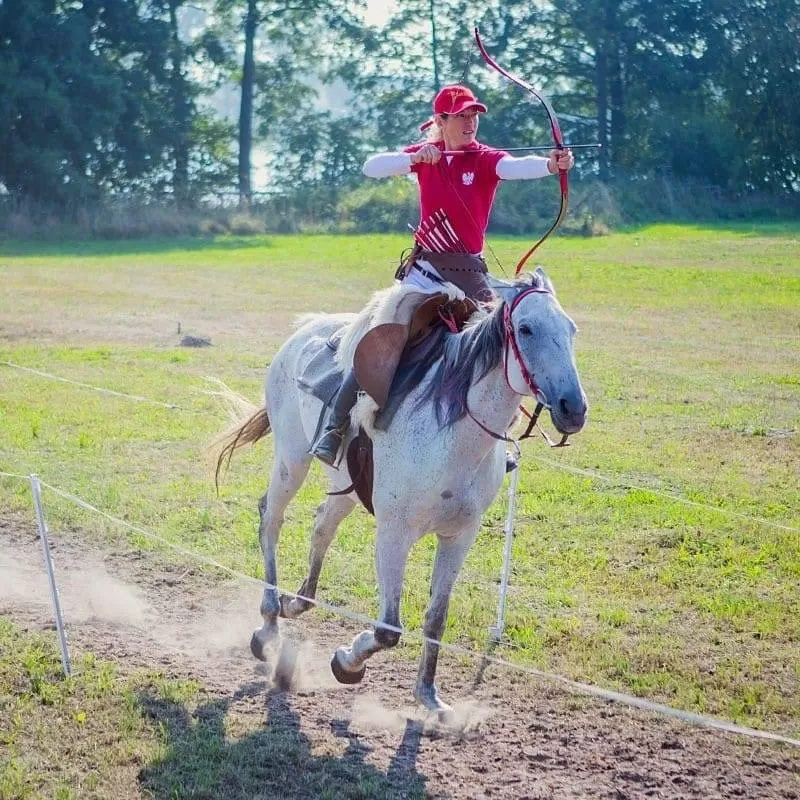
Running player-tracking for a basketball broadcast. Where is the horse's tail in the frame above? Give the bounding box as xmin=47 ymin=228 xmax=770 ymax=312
xmin=210 ymin=383 xmax=271 ymax=492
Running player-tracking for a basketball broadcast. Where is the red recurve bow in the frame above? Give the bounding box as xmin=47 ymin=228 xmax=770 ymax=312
xmin=474 ymin=27 xmax=569 ymax=275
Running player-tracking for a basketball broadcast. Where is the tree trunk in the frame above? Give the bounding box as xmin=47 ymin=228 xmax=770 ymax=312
xmin=429 ymin=0 xmax=440 ymax=92
xmin=168 ymin=1 xmax=190 ymax=206
xmin=238 ymin=0 xmax=258 ymax=207
xmin=606 ymin=1 xmax=625 ymax=173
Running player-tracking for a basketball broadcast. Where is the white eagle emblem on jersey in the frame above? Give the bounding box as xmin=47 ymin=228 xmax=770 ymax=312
xmin=462 ymin=171 xmax=475 ymax=186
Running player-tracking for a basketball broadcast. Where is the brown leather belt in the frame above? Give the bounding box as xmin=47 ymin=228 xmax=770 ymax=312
xmin=417 ymin=251 xmax=491 ymax=303
xmin=417 ymin=250 xmax=488 ymax=274
xmin=395 ymin=244 xmax=492 ymax=302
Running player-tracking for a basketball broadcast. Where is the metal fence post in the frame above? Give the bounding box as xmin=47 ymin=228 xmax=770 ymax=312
xmin=489 ymin=463 xmax=520 ymax=642
xmin=29 ymin=475 xmax=71 ymax=676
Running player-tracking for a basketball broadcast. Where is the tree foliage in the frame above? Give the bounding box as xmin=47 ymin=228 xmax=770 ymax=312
xmin=0 ymin=0 xmax=234 ymax=207
xmin=0 ymin=0 xmax=796 ymax=216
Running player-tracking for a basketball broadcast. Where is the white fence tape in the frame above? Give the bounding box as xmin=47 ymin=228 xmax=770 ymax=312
xmin=530 ymin=455 xmax=799 ymax=534
xmin=1 ymin=360 xmax=192 ymax=411
xmin=8 ymin=476 xmax=792 ymax=748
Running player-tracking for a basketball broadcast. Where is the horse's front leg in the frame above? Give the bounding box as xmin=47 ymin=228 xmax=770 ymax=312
xmin=331 ymin=522 xmax=417 ymax=684
xmin=279 ymin=494 xmax=356 ymax=618
xmin=415 ymin=529 xmax=479 ymax=715
xmin=251 ymin=452 xmax=310 ymax=660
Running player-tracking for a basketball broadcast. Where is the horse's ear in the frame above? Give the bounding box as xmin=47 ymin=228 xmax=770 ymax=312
xmin=486 ymin=273 xmax=518 ymax=305
xmin=533 ymin=266 xmax=555 ymax=295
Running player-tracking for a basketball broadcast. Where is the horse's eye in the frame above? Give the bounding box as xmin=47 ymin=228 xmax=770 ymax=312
xmin=518 ymin=324 xmax=533 ymax=337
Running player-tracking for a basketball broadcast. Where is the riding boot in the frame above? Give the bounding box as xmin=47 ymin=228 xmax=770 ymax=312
xmin=311 ymin=369 xmax=360 ymax=466
xmin=505 ymin=450 xmax=519 ymax=473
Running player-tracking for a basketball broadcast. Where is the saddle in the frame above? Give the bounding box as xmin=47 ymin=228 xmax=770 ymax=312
xmin=298 ymin=291 xmax=478 ymax=516
xmin=354 ymin=292 xmax=477 ymax=409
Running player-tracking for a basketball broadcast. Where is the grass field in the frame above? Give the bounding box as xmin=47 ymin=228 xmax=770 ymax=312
xmin=1 ymin=223 xmax=799 ymax=740
xmin=0 ymin=619 xmax=200 ymax=799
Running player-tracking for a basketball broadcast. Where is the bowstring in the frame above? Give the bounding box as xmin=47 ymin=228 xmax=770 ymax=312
xmin=436 ymin=46 xmax=507 ymax=275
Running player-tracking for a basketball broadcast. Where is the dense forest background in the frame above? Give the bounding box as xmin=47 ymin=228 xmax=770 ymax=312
xmin=1 ymin=0 xmax=797 ymax=238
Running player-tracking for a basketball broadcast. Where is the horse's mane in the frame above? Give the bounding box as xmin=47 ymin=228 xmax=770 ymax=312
xmin=386 ymin=272 xmax=545 ymax=429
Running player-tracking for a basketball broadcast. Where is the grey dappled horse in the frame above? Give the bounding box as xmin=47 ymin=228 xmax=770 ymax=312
xmin=215 ymin=268 xmax=587 ymax=715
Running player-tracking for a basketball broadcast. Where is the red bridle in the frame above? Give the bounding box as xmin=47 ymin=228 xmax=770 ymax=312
xmin=468 ymin=286 xmax=569 ymax=447
xmin=502 ymin=287 xmax=551 ymax=401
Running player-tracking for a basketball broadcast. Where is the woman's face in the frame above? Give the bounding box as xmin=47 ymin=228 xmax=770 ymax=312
xmin=437 ymin=109 xmax=480 ymax=148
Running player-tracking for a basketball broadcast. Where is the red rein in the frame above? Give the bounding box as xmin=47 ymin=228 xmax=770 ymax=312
xmin=467 ymin=286 xmax=569 ymax=447
xmin=503 ymin=287 xmax=570 ymax=447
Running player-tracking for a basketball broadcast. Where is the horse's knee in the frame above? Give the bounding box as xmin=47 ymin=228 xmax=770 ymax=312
xmin=374 ymin=625 xmax=402 ymax=648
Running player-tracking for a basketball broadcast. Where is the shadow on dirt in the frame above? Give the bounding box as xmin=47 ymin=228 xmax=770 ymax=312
xmin=138 ymin=681 xmax=428 ymax=800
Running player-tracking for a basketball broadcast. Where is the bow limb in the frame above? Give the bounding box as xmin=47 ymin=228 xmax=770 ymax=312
xmin=474 ymin=27 xmax=568 ymax=274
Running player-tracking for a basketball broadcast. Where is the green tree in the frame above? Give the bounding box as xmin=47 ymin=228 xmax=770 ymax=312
xmin=0 ymin=0 xmax=167 ymax=204
xmin=0 ymin=0 xmax=235 ymax=207
xmin=148 ymin=1 xmax=236 ymax=204
xmin=213 ymin=0 xmax=367 ymax=205
xmin=716 ymin=0 xmax=800 ymax=192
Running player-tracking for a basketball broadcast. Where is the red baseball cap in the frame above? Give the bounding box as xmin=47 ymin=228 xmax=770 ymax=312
xmin=420 ymin=84 xmax=488 ymax=130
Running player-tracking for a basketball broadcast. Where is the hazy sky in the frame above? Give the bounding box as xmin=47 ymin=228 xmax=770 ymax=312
xmin=364 ymin=0 xmax=396 ymax=25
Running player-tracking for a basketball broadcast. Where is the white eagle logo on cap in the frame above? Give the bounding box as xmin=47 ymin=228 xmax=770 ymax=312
xmin=462 ymin=171 xmax=474 ymax=186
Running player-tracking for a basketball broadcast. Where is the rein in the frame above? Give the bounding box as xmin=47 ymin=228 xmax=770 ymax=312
xmin=467 ymin=286 xmax=569 ymax=448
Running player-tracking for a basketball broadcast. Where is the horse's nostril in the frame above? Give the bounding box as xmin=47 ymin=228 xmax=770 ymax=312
xmin=559 ymin=398 xmax=570 ymax=416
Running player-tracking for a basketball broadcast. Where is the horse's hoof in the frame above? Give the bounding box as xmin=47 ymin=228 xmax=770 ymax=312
xmin=250 ymin=631 xmax=268 ymax=661
xmin=415 ymin=685 xmax=453 ymax=719
xmin=330 ymin=650 xmax=366 ymax=685
xmin=250 ymin=625 xmax=278 ymax=661
xmin=278 ymin=594 xmax=312 ymax=619
xmin=436 ymin=704 xmax=456 ymax=727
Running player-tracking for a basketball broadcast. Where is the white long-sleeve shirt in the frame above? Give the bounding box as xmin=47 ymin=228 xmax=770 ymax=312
xmin=362 ymin=151 xmax=552 ymax=181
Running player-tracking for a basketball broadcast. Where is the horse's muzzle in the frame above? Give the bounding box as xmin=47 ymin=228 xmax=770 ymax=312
xmin=550 ymin=391 xmax=588 ymax=435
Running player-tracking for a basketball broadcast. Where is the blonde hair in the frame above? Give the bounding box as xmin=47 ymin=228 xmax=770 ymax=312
xmin=424 ymin=114 xmax=445 ymax=142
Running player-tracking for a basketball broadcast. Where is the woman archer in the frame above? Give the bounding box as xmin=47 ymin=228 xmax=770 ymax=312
xmin=311 ymin=83 xmax=574 ymax=467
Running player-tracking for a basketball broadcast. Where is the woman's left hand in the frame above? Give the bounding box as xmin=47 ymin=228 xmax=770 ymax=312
xmin=547 ymin=149 xmax=574 ymax=173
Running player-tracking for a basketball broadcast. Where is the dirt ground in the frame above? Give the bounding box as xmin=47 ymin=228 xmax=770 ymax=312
xmin=2 ymin=514 xmax=798 ymax=800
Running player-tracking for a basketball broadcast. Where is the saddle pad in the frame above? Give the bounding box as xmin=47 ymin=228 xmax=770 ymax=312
xmin=296 ymin=327 xmax=347 ymax=406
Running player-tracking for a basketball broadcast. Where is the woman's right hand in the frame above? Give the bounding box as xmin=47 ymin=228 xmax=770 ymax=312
xmin=410 ymin=144 xmax=442 ymax=165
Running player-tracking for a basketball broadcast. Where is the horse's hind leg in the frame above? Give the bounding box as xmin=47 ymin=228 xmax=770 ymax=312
xmin=279 ymin=493 xmax=356 ymax=619
xmin=251 ymin=450 xmax=310 ymax=661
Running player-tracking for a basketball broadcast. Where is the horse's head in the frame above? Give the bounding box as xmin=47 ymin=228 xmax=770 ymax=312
xmin=495 ymin=268 xmax=588 ymax=435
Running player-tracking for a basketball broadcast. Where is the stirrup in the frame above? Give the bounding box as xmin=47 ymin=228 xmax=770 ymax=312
xmin=311 ymin=426 xmax=345 ymax=467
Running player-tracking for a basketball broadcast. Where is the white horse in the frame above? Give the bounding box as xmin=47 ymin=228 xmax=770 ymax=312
xmin=215 ymin=268 xmax=587 ymax=715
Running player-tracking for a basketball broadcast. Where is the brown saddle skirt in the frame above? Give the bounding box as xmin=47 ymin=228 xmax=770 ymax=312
xmin=354 ymin=292 xmax=477 ymax=409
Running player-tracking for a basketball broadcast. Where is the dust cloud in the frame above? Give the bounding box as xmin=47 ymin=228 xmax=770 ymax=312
xmin=350 ymin=693 xmax=492 ymax=735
